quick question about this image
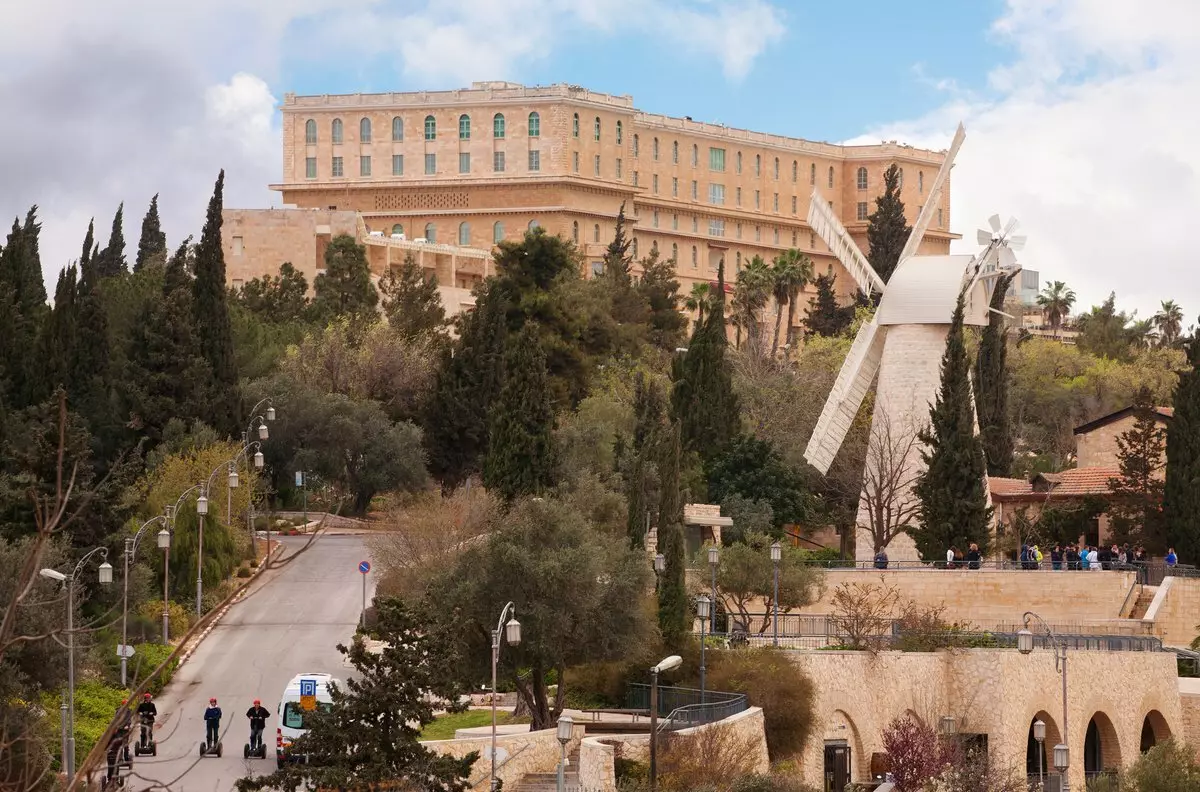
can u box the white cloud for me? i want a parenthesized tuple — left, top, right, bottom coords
(845, 0, 1200, 322)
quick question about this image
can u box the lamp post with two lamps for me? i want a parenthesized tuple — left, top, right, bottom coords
(119, 514, 171, 686)
(490, 603, 522, 792)
(1018, 612, 1071, 791)
(39, 548, 114, 782)
(648, 654, 683, 792)
(770, 541, 781, 647)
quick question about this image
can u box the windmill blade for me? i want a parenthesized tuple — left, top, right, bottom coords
(804, 318, 886, 474)
(897, 122, 966, 267)
(1003, 216, 1019, 236)
(988, 214, 1002, 232)
(808, 190, 885, 295)
(977, 229, 993, 245)
(1009, 234, 1027, 250)
(988, 306, 1016, 320)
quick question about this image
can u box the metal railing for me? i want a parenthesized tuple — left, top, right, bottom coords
(687, 558, 1198, 578)
(721, 613, 1159, 640)
(625, 683, 748, 728)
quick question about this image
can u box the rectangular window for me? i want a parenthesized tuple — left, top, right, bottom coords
(672, 214, 679, 230)
(653, 174, 659, 193)
(709, 148, 726, 172)
(360, 156, 371, 177)
(305, 157, 316, 179)
(529, 150, 541, 172)
(774, 228, 780, 244)
(573, 152, 579, 173)
(857, 202, 869, 221)
(232, 236, 243, 256)
(424, 153, 436, 175)
(792, 196, 798, 215)
(755, 226, 761, 242)
(653, 210, 660, 228)
(392, 154, 404, 176)
(616, 158, 622, 178)
(632, 170, 638, 186)
(331, 156, 343, 177)
(692, 216, 698, 232)
(459, 152, 470, 174)
(594, 155, 601, 176)
(754, 190, 760, 209)
(672, 177, 679, 197)
(736, 222, 743, 239)
(708, 184, 725, 205)
(708, 218, 725, 237)
(691, 180, 698, 200)
(493, 151, 505, 172)
(773, 193, 779, 212)
(736, 187, 742, 207)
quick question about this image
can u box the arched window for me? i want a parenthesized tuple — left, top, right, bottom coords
(493, 113, 506, 138)
(424, 223, 436, 243)
(856, 167, 868, 189)
(616, 121, 623, 144)
(810, 163, 816, 186)
(528, 112, 540, 138)
(828, 166, 834, 188)
(572, 221, 579, 243)
(594, 224, 601, 243)
(653, 137, 660, 160)
(459, 114, 471, 140)
(573, 113, 580, 138)
(632, 238, 638, 258)
(671, 242, 678, 261)
(392, 117, 403, 141)
(424, 115, 436, 141)
(736, 151, 742, 173)
(632, 134, 639, 157)
(692, 144, 698, 166)
(493, 221, 504, 243)
(792, 160, 798, 182)
(331, 118, 344, 144)
(594, 117, 601, 141)
(391, 223, 403, 236)
(755, 154, 761, 176)
(919, 171, 925, 193)
(528, 219, 540, 231)
(672, 141, 679, 164)
(360, 117, 372, 142)
(458, 222, 471, 246)
(774, 157, 779, 179)
(305, 119, 317, 145)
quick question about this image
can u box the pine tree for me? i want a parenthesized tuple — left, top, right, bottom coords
(602, 202, 633, 287)
(378, 253, 448, 341)
(1165, 339, 1200, 562)
(135, 194, 167, 272)
(656, 421, 687, 647)
(973, 273, 1015, 476)
(483, 326, 556, 501)
(1107, 388, 1167, 548)
(235, 261, 309, 324)
(312, 233, 379, 321)
(192, 170, 241, 434)
(866, 164, 910, 284)
(626, 372, 666, 549)
(911, 288, 993, 559)
(96, 203, 127, 278)
(803, 272, 853, 338)
(671, 260, 739, 462)
(635, 248, 687, 351)
(425, 284, 508, 488)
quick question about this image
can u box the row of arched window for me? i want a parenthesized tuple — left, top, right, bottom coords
(305, 112, 543, 145)
(385, 220, 543, 246)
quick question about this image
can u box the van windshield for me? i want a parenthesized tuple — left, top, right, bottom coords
(282, 701, 331, 730)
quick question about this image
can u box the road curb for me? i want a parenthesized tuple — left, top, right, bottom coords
(177, 542, 283, 667)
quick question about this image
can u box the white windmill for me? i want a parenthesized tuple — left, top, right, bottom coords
(802, 124, 1024, 563)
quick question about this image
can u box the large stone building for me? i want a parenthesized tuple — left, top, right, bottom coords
(264, 81, 957, 340)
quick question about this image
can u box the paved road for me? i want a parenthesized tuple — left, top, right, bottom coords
(129, 534, 373, 791)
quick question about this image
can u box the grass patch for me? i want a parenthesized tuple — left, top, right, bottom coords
(419, 709, 529, 741)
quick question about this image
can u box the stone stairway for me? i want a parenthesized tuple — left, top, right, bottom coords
(510, 748, 580, 792)
(1128, 586, 1157, 620)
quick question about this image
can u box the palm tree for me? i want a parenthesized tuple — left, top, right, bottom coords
(734, 256, 774, 357)
(1154, 299, 1185, 346)
(1036, 280, 1076, 338)
(770, 249, 814, 354)
(684, 282, 712, 323)
(1129, 317, 1155, 349)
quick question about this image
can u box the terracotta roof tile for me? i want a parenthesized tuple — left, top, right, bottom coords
(989, 466, 1120, 500)
(988, 477, 1032, 496)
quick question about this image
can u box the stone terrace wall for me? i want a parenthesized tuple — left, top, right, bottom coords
(426, 722, 585, 791)
(1145, 576, 1200, 647)
(1179, 680, 1200, 761)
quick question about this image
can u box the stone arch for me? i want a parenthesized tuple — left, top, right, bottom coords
(1140, 709, 1171, 753)
(1083, 711, 1121, 775)
(1024, 711, 1062, 776)
(822, 708, 866, 783)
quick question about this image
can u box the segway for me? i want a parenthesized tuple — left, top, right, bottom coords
(244, 727, 267, 759)
(133, 714, 157, 757)
(199, 729, 223, 758)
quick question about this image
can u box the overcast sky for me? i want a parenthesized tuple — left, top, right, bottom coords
(1, 0, 1197, 322)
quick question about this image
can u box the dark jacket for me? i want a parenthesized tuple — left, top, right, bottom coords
(137, 701, 157, 720)
(246, 706, 271, 728)
(965, 549, 981, 569)
(204, 706, 222, 723)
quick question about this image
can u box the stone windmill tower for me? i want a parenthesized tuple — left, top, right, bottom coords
(803, 124, 1024, 562)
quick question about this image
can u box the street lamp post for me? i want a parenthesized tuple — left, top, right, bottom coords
(1034, 718, 1046, 789)
(1019, 612, 1070, 792)
(648, 654, 682, 792)
(707, 545, 719, 634)
(158, 521, 171, 644)
(556, 714, 574, 792)
(770, 541, 782, 647)
(40, 548, 113, 782)
(196, 484, 209, 617)
(696, 595, 710, 705)
(490, 603, 522, 792)
(653, 553, 665, 592)
(120, 514, 170, 686)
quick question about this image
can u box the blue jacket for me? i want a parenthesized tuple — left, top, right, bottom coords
(204, 706, 222, 722)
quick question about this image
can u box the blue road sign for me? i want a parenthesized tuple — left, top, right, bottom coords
(358, 560, 370, 575)
(299, 679, 317, 697)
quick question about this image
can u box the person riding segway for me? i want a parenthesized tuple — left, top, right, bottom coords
(245, 699, 271, 758)
(200, 697, 223, 757)
(105, 700, 133, 788)
(134, 692, 158, 756)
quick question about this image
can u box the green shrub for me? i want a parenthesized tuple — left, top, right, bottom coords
(41, 681, 127, 767)
(1122, 739, 1200, 792)
(731, 774, 819, 792)
(139, 599, 191, 640)
(705, 648, 815, 761)
(236, 566, 252, 578)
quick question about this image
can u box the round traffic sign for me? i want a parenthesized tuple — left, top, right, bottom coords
(358, 560, 370, 574)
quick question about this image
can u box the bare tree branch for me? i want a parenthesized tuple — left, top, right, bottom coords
(859, 412, 923, 554)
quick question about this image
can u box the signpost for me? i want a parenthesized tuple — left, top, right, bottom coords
(295, 472, 308, 529)
(299, 678, 317, 711)
(358, 561, 370, 630)
(115, 645, 135, 659)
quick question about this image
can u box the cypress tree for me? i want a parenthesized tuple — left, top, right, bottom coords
(973, 273, 1015, 476)
(378, 253, 447, 341)
(626, 372, 666, 549)
(312, 233, 379, 322)
(602, 203, 633, 288)
(1164, 339, 1200, 562)
(483, 326, 556, 502)
(0, 209, 50, 408)
(96, 203, 127, 278)
(866, 164, 910, 284)
(39, 265, 79, 396)
(671, 260, 739, 463)
(72, 225, 113, 435)
(424, 283, 508, 488)
(656, 421, 687, 647)
(192, 170, 241, 434)
(1107, 388, 1167, 549)
(135, 194, 168, 272)
(911, 288, 993, 559)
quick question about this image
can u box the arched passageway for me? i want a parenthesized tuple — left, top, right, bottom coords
(1025, 712, 1062, 777)
(1084, 712, 1121, 777)
(1141, 709, 1171, 753)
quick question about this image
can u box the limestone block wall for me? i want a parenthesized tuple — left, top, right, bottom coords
(578, 737, 618, 792)
(791, 649, 1181, 790)
(425, 722, 585, 791)
(1179, 680, 1200, 760)
(1144, 576, 1200, 648)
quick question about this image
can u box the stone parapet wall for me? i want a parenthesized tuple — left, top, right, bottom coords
(425, 722, 585, 791)
(1145, 576, 1200, 648)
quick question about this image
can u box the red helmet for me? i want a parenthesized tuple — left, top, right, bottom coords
(120, 699, 127, 706)
(143, 693, 152, 701)
(209, 697, 217, 705)
(253, 699, 261, 706)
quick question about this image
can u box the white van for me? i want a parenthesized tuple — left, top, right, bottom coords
(276, 672, 340, 768)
